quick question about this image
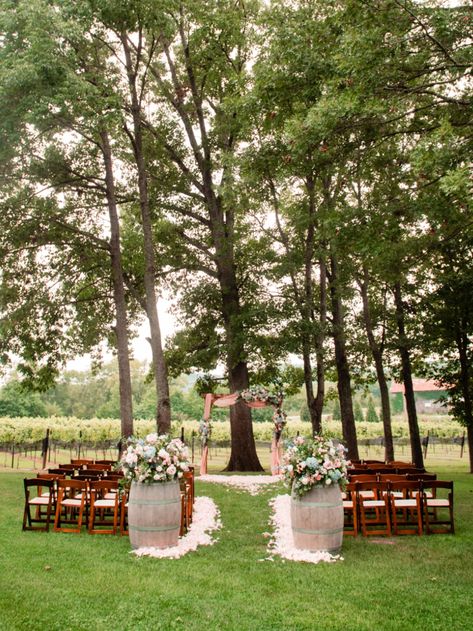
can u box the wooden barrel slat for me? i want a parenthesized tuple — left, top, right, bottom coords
(291, 484, 344, 553)
(128, 480, 181, 549)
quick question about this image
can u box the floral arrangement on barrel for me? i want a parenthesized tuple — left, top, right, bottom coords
(282, 435, 350, 497)
(120, 433, 190, 484)
(198, 418, 212, 447)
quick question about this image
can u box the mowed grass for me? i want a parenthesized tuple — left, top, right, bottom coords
(1, 466, 472, 631)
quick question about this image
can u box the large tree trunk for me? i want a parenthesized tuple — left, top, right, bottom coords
(122, 33, 171, 434)
(456, 323, 473, 473)
(329, 254, 359, 461)
(393, 282, 424, 468)
(359, 269, 394, 462)
(100, 130, 134, 438)
(217, 259, 263, 471)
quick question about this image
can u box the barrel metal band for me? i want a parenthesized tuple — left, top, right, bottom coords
(128, 524, 180, 532)
(292, 526, 344, 535)
(128, 498, 180, 507)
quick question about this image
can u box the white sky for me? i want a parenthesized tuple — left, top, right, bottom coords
(66, 295, 175, 371)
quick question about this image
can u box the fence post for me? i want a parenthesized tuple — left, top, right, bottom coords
(460, 432, 466, 458)
(191, 431, 195, 463)
(423, 431, 430, 459)
(41, 429, 50, 470)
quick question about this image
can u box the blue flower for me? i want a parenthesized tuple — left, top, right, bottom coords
(305, 457, 318, 469)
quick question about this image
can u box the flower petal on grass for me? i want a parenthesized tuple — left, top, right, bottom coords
(199, 474, 282, 496)
(133, 496, 222, 559)
(268, 494, 343, 564)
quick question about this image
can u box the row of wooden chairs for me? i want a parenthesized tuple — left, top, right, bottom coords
(22, 468, 196, 539)
(343, 480, 454, 537)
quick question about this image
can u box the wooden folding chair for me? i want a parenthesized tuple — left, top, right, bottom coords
(54, 479, 88, 533)
(22, 479, 56, 531)
(357, 481, 391, 537)
(343, 482, 358, 537)
(388, 480, 423, 535)
(88, 479, 119, 535)
(421, 481, 454, 534)
(119, 486, 129, 536)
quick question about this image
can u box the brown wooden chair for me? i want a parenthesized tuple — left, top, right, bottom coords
(349, 474, 377, 500)
(22, 479, 56, 531)
(58, 464, 78, 472)
(88, 479, 119, 535)
(54, 479, 88, 533)
(85, 463, 111, 471)
(357, 481, 391, 537)
(71, 459, 93, 466)
(119, 487, 129, 536)
(388, 480, 423, 536)
(421, 481, 454, 534)
(343, 482, 358, 537)
(48, 468, 74, 476)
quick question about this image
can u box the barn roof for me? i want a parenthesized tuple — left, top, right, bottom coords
(390, 378, 446, 394)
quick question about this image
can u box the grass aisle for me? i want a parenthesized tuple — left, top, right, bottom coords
(1, 470, 473, 631)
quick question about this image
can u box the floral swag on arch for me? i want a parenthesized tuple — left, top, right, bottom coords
(198, 385, 287, 475)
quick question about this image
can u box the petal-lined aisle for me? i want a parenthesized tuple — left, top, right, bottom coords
(133, 496, 221, 559)
(199, 474, 282, 496)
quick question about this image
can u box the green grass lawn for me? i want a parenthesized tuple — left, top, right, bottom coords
(1, 466, 472, 631)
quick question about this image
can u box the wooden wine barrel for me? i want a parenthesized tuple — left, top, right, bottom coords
(128, 480, 181, 549)
(291, 484, 344, 553)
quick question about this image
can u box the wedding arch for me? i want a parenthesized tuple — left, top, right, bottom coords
(198, 388, 287, 475)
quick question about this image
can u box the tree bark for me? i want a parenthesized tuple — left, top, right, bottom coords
(359, 269, 394, 462)
(217, 255, 263, 471)
(456, 322, 473, 473)
(313, 258, 327, 433)
(121, 33, 171, 434)
(329, 254, 359, 460)
(100, 130, 134, 438)
(393, 281, 424, 468)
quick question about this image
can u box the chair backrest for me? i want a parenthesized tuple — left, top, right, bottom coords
(388, 480, 422, 494)
(58, 464, 77, 471)
(421, 480, 453, 494)
(378, 473, 407, 482)
(350, 474, 378, 483)
(75, 472, 103, 480)
(71, 459, 94, 466)
(37, 473, 65, 480)
(362, 460, 385, 464)
(407, 473, 437, 481)
(89, 479, 118, 494)
(85, 463, 111, 471)
(105, 472, 124, 480)
(24, 478, 55, 497)
(48, 468, 74, 476)
(348, 468, 374, 476)
(94, 460, 117, 465)
(369, 466, 396, 474)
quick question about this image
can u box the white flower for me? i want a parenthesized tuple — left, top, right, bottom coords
(167, 464, 177, 477)
(146, 433, 158, 444)
(158, 448, 169, 459)
(325, 478, 332, 485)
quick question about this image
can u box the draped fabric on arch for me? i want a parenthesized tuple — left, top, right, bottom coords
(200, 393, 282, 475)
